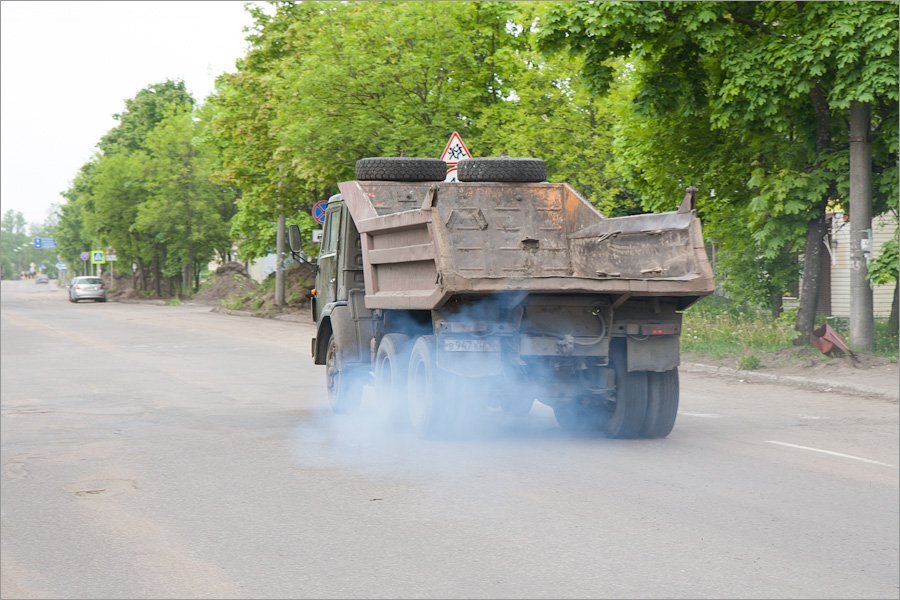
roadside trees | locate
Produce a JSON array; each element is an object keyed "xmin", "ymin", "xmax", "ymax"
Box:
[{"xmin": 540, "ymin": 2, "xmax": 899, "ymax": 347}]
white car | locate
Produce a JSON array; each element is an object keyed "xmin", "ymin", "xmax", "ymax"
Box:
[{"xmin": 68, "ymin": 276, "xmax": 107, "ymax": 303}]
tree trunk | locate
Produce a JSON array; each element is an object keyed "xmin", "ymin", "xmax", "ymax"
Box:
[
  {"xmin": 794, "ymin": 85, "xmax": 833, "ymax": 343},
  {"xmin": 794, "ymin": 210, "xmax": 827, "ymax": 343},
  {"xmin": 153, "ymin": 254, "xmax": 162, "ymax": 298},
  {"xmin": 770, "ymin": 289, "xmax": 784, "ymax": 319},
  {"xmin": 848, "ymin": 101, "xmax": 874, "ymax": 351}
]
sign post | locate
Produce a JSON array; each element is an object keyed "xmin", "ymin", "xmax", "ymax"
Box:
[
  {"xmin": 106, "ymin": 248, "xmax": 117, "ymax": 290},
  {"xmin": 439, "ymin": 131, "xmax": 472, "ymax": 182},
  {"xmin": 79, "ymin": 252, "xmax": 89, "ymax": 276}
]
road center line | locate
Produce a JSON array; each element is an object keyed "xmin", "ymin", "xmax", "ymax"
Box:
[{"xmin": 766, "ymin": 440, "xmax": 896, "ymax": 468}]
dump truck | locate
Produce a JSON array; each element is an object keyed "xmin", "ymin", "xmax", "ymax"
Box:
[{"xmin": 288, "ymin": 157, "xmax": 715, "ymax": 438}]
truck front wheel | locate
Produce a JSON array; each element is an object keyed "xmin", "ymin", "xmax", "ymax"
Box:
[{"xmin": 325, "ymin": 334, "xmax": 365, "ymax": 414}]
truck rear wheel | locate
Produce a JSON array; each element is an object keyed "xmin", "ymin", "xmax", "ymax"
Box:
[
  {"xmin": 604, "ymin": 341, "xmax": 649, "ymax": 439},
  {"xmin": 374, "ymin": 333, "xmax": 412, "ymax": 427},
  {"xmin": 406, "ymin": 336, "xmax": 452, "ymax": 438},
  {"xmin": 325, "ymin": 334, "xmax": 365, "ymax": 414},
  {"xmin": 640, "ymin": 369, "xmax": 679, "ymax": 439},
  {"xmin": 355, "ymin": 157, "xmax": 447, "ymax": 182},
  {"xmin": 456, "ymin": 157, "xmax": 547, "ymax": 182}
]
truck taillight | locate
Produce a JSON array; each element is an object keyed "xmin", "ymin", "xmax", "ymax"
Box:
[{"xmin": 639, "ymin": 323, "xmax": 678, "ymax": 336}]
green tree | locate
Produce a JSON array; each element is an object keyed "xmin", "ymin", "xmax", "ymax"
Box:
[
  {"xmin": 135, "ymin": 110, "xmax": 235, "ymax": 295},
  {"xmin": 1, "ymin": 209, "xmax": 29, "ymax": 278},
  {"xmin": 540, "ymin": 1, "xmax": 899, "ymax": 341},
  {"xmin": 99, "ymin": 81, "xmax": 194, "ymax": 155}
]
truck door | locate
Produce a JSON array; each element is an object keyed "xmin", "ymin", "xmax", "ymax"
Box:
[{"xmin": 315, "ymin": 202, "xmax": 343, "ymax": 319}]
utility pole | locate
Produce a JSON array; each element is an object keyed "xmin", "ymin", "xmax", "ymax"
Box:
[
  {"xmin": 275, "ymin": 210, "xmax": 286, "ymax": 306},
  {"xmin": 849, "ymin": 101, "xmax": 874, "ymax": 351},
  {"xmin": 274, "ymin": 165, "xmax": 286, "ymax": 307}
]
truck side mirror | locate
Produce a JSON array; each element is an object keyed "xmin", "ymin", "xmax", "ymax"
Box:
[{"xmin": 287, "ymin": 224, "xmax": 303, "ymax": 252}]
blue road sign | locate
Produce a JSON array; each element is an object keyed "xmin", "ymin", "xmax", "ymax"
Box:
[
  {"xmin": 312, "ymin": 200, "xmax": 328, "ymax": 225},
  {"xmin": 33, "ymin": 237, "xmax": 57, "ymax": 249}
]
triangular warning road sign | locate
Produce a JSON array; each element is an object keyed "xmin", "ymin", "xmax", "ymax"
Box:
[
  {"xmin": 439, "ymin": 132, "xmax": 472, "ymax": 182},
  {"xmin": 439, "ymin": 131, "xmax": 472, "ymax": 164}
]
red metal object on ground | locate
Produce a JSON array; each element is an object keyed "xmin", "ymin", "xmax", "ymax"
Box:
[{"xmin": 810, "ymin": 323, "xmax": 852, "ymax": 356}]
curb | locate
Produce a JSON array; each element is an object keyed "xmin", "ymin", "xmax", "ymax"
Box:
[
  {"xmin": 682, "ymin": 362, "xmax": 899, "ymax": 403},
  {"xmin": 211, "ymin": 306, "xmax": 311, "ymax": 323}
]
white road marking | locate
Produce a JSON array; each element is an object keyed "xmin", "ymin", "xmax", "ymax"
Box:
[
  {"xmin": 679, "ymin": 412, "xmax": 723, "ymax": 418},
  {"xmin": 766, "ymin": 440, "xmax": 896, "ymax": 468}
]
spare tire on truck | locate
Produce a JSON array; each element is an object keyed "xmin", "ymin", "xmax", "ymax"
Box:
[
  {"xmin": 457, "ymin": 157, "xmax": 547, "ymax": 183},
  {"xmin": 355, "ymin": 157, "xmax": 447, "ymax": 182}
]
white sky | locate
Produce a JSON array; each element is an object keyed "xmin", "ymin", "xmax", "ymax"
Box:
[{"xmin": 1, "ymin": 0, "xmax": 259, "ymax": 227}]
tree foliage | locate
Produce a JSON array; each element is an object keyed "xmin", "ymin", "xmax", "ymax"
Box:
[{"xmin": 540, "ymin": 1, "xmax": 899, "ymax": 321}]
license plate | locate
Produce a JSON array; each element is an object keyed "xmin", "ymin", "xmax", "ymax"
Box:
[{"xmin": 443, "ymin": 338, "xmax": 500, "ymax": 352}]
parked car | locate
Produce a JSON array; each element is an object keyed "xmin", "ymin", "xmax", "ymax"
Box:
[
  {"xmin": 68, "ymin": 276, "xmax": 106, "ymax": 303},
  {"xmin": 35, "ymin": 274, "xmax": 50, "ymax": 284}
]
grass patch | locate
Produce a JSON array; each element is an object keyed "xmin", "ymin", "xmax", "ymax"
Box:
[
  {"xmin": 681, "ymin": 296, "xmax": 796, "ymax": 360},
  {"xmin": 682, "ymin": 295, "xmax": 898, "ymax": 361}
]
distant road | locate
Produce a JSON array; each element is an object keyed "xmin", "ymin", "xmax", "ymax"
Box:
[{"xmin": 2, "ymin": 279, "xmax": 897, "ymax": 599}]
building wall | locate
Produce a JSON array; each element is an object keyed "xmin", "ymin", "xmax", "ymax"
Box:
[{"xmin": 829, "ymin": 212, "xmax": 896, "ymax": 318}]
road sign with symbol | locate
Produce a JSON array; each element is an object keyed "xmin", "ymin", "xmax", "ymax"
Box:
[
  {"xmin": 79, "ymin": 252, "xmax": 89, "ymax": 261},
  {"xmin": 33, "ymin": 237, "xmax": 57, "ymax": 249},
  {"xmin": 312, "ymin": 201, "xmax": 328, "ymax": 224},
  {"xmin": 90, "ymin": 251, "xmax": 106, "ymax": 265},
  {"xmin": 439, "ymin": 132, "xmax": 472, "ymax": 182}
]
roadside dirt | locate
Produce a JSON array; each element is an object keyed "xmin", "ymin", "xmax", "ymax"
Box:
[
  {"xmin": 192, "ymin": 262, "xmax": 259, "ymax": 306},
  {"xmin": 191, "ymin": 261, "xmax": 314, "ymax": 317},
  {"xmin": 682, "ymin": 345, "xmax": 894, "ymax": 374}
]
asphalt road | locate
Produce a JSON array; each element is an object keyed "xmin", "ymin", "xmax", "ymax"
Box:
[{"xmin": 2, "ymin": 279, "xmax": 898, "ymax": 599}]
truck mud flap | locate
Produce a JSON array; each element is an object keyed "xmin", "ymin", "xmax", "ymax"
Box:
[{"xmin": 626, "ymin": 335, "xmax": 679, "ymax": 372}]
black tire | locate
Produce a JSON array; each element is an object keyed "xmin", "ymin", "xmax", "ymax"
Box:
[
  {"xmin": 355, "ymin": 157, "xmax": 447, "ymax": 182},
  {"xmin": 407, "ymin": 335, "xmax": 451, "ymax": 438},
  {"xmin": 604, "ymin": 340, "xmax": 649, "ymax": 439},
  {"xmin": 324, "ymin": 334, "xmax": 365, "ymax": 414},
  {"xmin": 456, "ymin": 157, "xmax": 547, "ymax": 183},
  {"xmin": 640, "ymin": 368, "xmax": 679, "ymax": 439},
  {"xmin": 373, "ymin": 333, "xmax": 412, "ymax": 427}
]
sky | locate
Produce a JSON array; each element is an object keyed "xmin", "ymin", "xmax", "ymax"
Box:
[{"xmin": 1, "ymin": 0, "xmax": 259, "ymax": 227}]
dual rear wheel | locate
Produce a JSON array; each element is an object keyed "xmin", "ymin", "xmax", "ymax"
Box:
[
  {"xmin": 553, "ymin": 341, "xmax": 679, "ymax": 439},
  {"xmin": 328, "ymin": 332, "xmax": 679, "ymax": 439}
]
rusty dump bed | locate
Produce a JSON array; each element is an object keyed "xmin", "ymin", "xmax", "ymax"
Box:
[{"xmin": 338, "ymin": 180, "xmax": 715, "ymax": 310}]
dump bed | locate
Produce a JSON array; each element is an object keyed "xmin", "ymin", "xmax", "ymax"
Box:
[{"xmin": 338, "ymin": 180, "xmax": 714, "ymax": 310}]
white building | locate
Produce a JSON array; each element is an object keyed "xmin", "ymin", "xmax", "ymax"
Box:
[{"xmin": 826, "ymin": 212, "xmax": 896, "ymax": 318}]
